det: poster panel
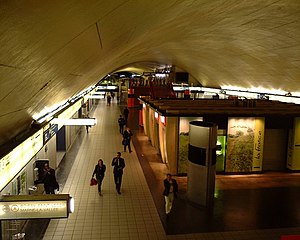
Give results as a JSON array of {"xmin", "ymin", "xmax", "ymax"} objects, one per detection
[
  {"xmin": 252, "ymin": 118, "xmax": 265, "ymax": 171},
  {"xmin": 225, "ymin": 117, "xmax": 264, "ymax": 172}
]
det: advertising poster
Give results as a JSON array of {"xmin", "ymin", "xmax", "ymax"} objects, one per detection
[
  {"xmin": 225, "ymin": 117, "xmax": 264, "ymax": 172},
  {"xmin": 252, "ymin": 118, "xmax": 265, "ymax": 171},
  {"xmin": 178, "ymin": 117, "xmax": 203, "ymax": 174}
]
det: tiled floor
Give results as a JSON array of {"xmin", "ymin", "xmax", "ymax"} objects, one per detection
[{"xmin": 42, "ymin": 98, "xmax": 300, "ymax": 240}]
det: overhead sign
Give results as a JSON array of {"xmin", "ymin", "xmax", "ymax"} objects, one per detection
[
  {"xmin": 43, "ymin": 124, "xmax": 59, "ymax": 144},
  {"xmin": 52, "ymin": 118, "xmax": 97, "ymax": 126},
  {"xmin": 0, "ymin": 194, "xmax": 74, "ymax": 220}
]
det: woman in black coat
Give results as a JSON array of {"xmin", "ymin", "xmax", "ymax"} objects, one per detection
[{"xmin": 93, "ymin": 159, "xmax": 106, "ymax": 195}]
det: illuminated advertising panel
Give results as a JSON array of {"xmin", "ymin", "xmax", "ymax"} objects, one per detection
[
  {"xmin": 55, "ymin": 100, "xmax": 82, "ymax": 129},
  {"xmin": 0, "ymin": 129, "xmax": 43, "ymax": 191},
  {"xmin": 225, "ymin": 117, "xmax": 264, "ymax": 172},
  {"xmin": 0, "ymin": 200, "xmax": 67, "ymax": 219},
  {"xmin": 252, "ymin": 118, "xmax": 265, "ymax": 171},
  {"xmin": 0, "ymin": 194, "xmax": 73, "ymax": 219}
]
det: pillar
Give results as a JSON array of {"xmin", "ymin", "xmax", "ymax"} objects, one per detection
[
  {"xmin": 187, "ymin": 121, "xmax": 217, "ymax": 207},
  {"xmin": 127, "ymin": 88, "xmax": 134, "ymax": 107}
]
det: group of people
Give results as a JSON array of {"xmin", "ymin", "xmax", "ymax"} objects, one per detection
[
  {"xmin": 40, "ymin": 103, "xmax": 179, "ymax": 217},
  {"xmin": 92, "ymin": 152, "xmax": 125, "ymax": 195},
  {"xmin": 118, "ymin": 107, "xmax": 133, "ymax": 153},
  {"xmin": 91, "ymin": 107, "xmax": 131, "ymax": 196},
  {"xmin": 92, "ymin": 154, "xmax": 178, "ymax": 217},
  {"xmin": 92, "ymin": 105, "xmax": 178, "ymax": 215}
]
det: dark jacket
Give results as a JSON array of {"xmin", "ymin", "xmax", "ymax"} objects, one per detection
[
  {"xmin": 123, "ymin": 130, "xmax": 133, "ymax": 140},
  {"xmin": 111, "ymin": 157, "xmax": 125, "ymax": 175},
  {"xmin": 44, "ymin": 168, "xmax": 59, "ymax": 189},
  {"xmin": 93, "ymin": 164, "xmax": 106, "ymax": 179},
  {"xmin": 163, "ymin": 178, "xmax": 178, "ymax": 196},
  {"xmin": 118, "ymin": 117, "xmax": 126, "ymax": 126},
  {"xmin": 123, "ymin": 108, "xmax": 129, "ymax": 117}
]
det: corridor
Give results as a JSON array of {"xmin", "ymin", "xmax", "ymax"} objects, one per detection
[{"xmin": 41, "ymin": 98, "xmax": 300, "ymax": 240}]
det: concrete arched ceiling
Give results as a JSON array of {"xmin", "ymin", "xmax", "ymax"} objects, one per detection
[{"xmin": 0, "ymin": 0, "xmax": 300, "ymax": 146}]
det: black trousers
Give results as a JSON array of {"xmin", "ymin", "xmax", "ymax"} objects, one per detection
[
  {"xmin": 97, "ymin": 176, "xmax": 104, "ymax": 193},
  {"xmin": 45, "ymin": 185, "xmax": 55, "ymax": 194},
  {"xmin": 124, "ymin": 142, "xmax": 131, "ymax": 152},
  {"xmin": 114, "ymin": 173, "xmax": 123, "ymax": 192},
  {"xmin": 119, "ymin": 125, "xmax": 124, "ymax": 134}
]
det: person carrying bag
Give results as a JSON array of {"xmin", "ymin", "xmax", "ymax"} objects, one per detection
[{"xmin": 92, "ymin": 159, "xmax": 106, "ymax": 195}]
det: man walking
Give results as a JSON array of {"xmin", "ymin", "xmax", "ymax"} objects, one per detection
[
  {"xmin": 123, "ymin": 107, "xmax": 129, "ymax": 124},
  {"xmin": 118, "ymin": 115, "xmax": 126, "ymax": 134},
  {"xmin": 163, "ymin": 173, "xmax": 178, "ymax": 217},
  {"xmin": 111, "ymin": 152, "xmax": 125, "ymax": 194},
  {"xmin": 122, "ymin": 127, "xmax": 133, "ymax": 152}
]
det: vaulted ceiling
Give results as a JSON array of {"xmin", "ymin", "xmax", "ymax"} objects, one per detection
[{"xmin": 0, "ymin": 0, "xmax": 299, "ymax": 147}]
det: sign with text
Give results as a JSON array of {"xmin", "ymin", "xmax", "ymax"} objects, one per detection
[
  {"xmin": 43, "ymin": 124, "xmax": 58, "ymax": 144},
  {"xmin": 225, "ymin": 117, "xmax": 265, "ymax": 172},
  {"xmin": 0, "ymin": 194, "xmax": 73, "ymax": 220}
]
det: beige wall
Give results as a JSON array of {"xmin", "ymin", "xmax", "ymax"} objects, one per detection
[
  {"xmin": 165, "ymin": 117, "xmax": 179, "ymax": 175},
  {"xmin": 143, "ymin": 105, "xmax": 150, "ymax": 138},
  {"xmin": 158, "ymin": 121, "xmax": 167, "ymax": 163},
  {"xmin": 148, "ymin": 108, "xmax": 155, "ymax": 145}
]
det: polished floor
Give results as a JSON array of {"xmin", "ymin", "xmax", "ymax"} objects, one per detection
[{"xmin": 39, "ymin": 98, "xmax": 300, "ymax": 240}]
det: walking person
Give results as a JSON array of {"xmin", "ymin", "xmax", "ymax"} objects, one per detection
[
  {"xmin": 85, "ymin": 113, "xmax": 91, "ymax": 133},
  {"xmin": 163, "ymin": 173, "xmax": 178, "ymax": 217},
  {"xmin": 111, "ymin": 152, "xmax": 125, "ymax": 194},
  {"xmin": 107, "ymin": 94, "xmax": 111, "ymax": 105},
  {"xmin": 43, "ymin": 163, "xmax": 59, "ymax": 194},
  {"xmin": 122, "ymin": 127, "xmax": 133, "ymax": 152},
  {"xmin": 123, "ymin": 107, "xmax": 129, "ymax": 124},
  {"xmin": 118, "ymin": 115, "xmax": 126, "ymax": 134},
  {"xmin": 92, "ymin": 159, "xmax": 106, "ymax": 195}
]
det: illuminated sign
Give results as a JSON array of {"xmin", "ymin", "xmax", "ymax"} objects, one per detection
[
  {"xmin": 54, "ymin": 100, "xmax": 82, "ymax": 129},
  {"xmin": 52, "ymin": 118, "xmax": 97, "ymax": 126},
  {"xmin": 0, "ymin": 194, "xmax": 74, "ymax": 220},
  {"xmin": 225, "ymin": 117, "xmax": 265, "ymax": 172},
  {"xmin": 96, "ymin": 86, "xmax": 118, "ymax": 90},
  {"xmin": 160, "ymin": 116, "xmax": 166, "ymax": 125},
  {"xmin": 87, "ymin": 95, "xmax": 105, "ymax": 99},
  {"xmin": 0, "ymin": 129, "xmax": 43, "ymax": 191}
]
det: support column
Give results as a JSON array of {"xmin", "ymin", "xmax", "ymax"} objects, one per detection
[
  {"xmin": 127, "ymin": 88, "xmax": 134, "ymax": 107},
  {"xmin": 187, "ymin": 121, "xmax": 217, "ymax": 207}
]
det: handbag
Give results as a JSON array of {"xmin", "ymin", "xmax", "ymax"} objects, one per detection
[
  {"xmin": 90, "ymin": 178, "xmax": 97, "ymax": 186},
  {"xmin": 122, "ymin": 139, "xmax": 128, "ymax": 145}
]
